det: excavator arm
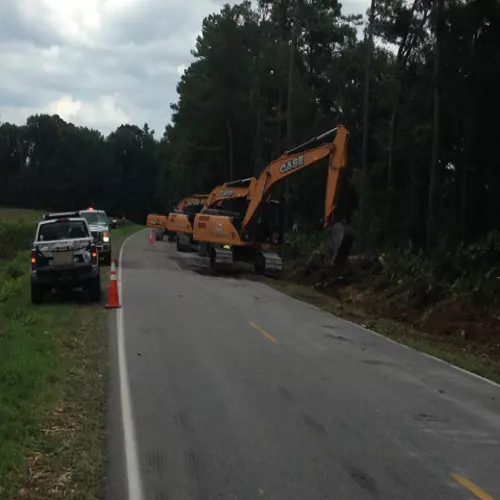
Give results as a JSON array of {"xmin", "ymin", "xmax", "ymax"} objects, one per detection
[
  {"xmin": 177, "ymin": 194, "xmax": 209, "ymax": 210},
  {"xmin": 204, "ymin": 177, "xmax": 257, "ymax": 208},
  {"xmin": 242, "ymin": 125, "xmax": 349, "ymax": 229}
]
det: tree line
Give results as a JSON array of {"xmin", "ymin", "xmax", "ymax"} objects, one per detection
[
  {"xmin": 0, "ymin": 116, "xmax": 167, "ymax": 223},
  {"xmin": 1, "ymin": 0, "xmax": 498, "ymax": 253}
]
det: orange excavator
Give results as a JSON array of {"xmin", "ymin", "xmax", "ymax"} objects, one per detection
[
  {"xmin": 193, "ymin": 125, "xmax": 353, "ymax": 276},
  {"xmin": 165, "ymin": 194, "xmax": 209, "ymax": 245},
  {"xmin": 174, "ymin": 178, "xmax": 257, "ymax": 252},
  {"xmin": 195, "ymin": 177, "xmax": 258, "ymax": 256},
  {"xmin": 147, "ymin": 196, "xmax": 208, "ymax": 242},
  {"xmin": 146, "ymin": 213, "xmax": 170, "ymax": 241},
  {"xmin": 146, "ymin": 213, "xmax": 166, "ymax": 230}
]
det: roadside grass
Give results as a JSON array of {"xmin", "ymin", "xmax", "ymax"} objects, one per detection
[
  {"xmin": 0, "ymin": 208, "xmax": 44, "ymax": 224},
  {"xmin": 0, "ymin": 209, "xmax": 39, "ymax": 260},
  {"xmin": 268, "ymin": 278, "xmax": 500, "ymax": 384},
  {"xmin": 0, "ymin": 221, "xmax": 141, "ymax": 499}
]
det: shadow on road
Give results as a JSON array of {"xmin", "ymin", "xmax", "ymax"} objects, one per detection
[{"xmin": 40, "ymin": 288, "xmax": 99, "ymax": 306}]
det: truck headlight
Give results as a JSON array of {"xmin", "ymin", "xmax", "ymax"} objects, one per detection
[
  {"xmin": 83, "ymin": 250, "xmax": 91, "ymax": 263},
  {"xmin": 103, "ymin": 232, "xmax": 109, "ymax": 243}
]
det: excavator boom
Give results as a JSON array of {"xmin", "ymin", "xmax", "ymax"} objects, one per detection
[
  {"xmin": 177, "ymin": 194, "xmax": 208, "ymax": 210},
  {"xmin": 204, "ymin": 177, "xmax": 256, "ymax": 208},
  {"xmin": 242, "ymin": 125, "xmax": 349, "ymax": 229}
]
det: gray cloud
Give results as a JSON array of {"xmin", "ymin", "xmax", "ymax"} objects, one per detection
[
  {"xmin": 0, "ymin": 0, "xmax": 368, "ymax": 137},
  {"xmin": 102, "ymin": 0, "xmax": 204, "ymax": 46},
  {"xmin": 0, "ymin": 2, "xmax": 62, "ymax": 46}
]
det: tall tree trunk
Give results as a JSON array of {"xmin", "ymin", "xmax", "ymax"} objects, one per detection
[
  {"xmin": 387, "ymin": 86, "xmax": 401, "ymax": 199},
  {"xmin": 361, "ymin": 0, "xmax": 375, "ymax": 172},
  {"xmin": 286, "ymin": 29, "xmax": 296, "ymax": 150},
  {"xmin": 254, "ymin": 91, "xmax": 263, "ymax": 176},
  {"xmin": 226, "ymin": 116, "xmax": 234, "ymax": 181},
  {"xmin": 276, "ymin": 87, "xmax": 283, "ymax": 154},
  {"xmin": 426, "ymin": 0, "xmax": 443, "ymax": 249},
  {"xmin": 358, "ymin": 0, "xmax": 376, "ymax": 240},
  {"xmin": 285, "ymin": 0, "xmax": 300, "ymax": 230},
  {"xmin": 458, "ymin": 33, "xmax": 476, "ymax": 243},
  {"xmin": 387, "ymin": 2, "xmax": 424, "ymax": 207},
  {"xmin": 459, "ymin": 132, "xmax": 470, "ymax": 241}
]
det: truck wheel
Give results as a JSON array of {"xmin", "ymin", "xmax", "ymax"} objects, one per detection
[
  {"xmin": 31, "ymin": 282, "xmax": 44, "ymax": 305},
  {"xmin": 155, "ymin": 229, "xmax": 163, "ymax": 241},
  {"xmin": 89, "ymin": 276, "xmax": 101, "ymax": 302}
]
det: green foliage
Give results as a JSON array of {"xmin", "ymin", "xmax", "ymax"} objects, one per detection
[
  {"xmin": 0, "ymin": 260, "xmax": 26, "ymax": 304},
  {"xmin": 286, "ymin": 226, "xmax": 500, "ymax": 307},
  {"xmin": 0, "ymin": 252, "xmax": 100, "ymax": 497},
  {"xmin": 0, "ymin": 221, "xmax": 36, "ymax": 260},
  {"xmin": 282, "ymin": 230, "xmax": 325, "ymax": 262},
  {"xmin": 0, "ymin": 250, "xmax": 58, "ymax": 490},
  {"xmin": 373, "ymin": 231, "xmax": 500, "ymax": 306},
  {"xmin": 0, "ymin": 118, "xmax": 166, "ymax": 223}
]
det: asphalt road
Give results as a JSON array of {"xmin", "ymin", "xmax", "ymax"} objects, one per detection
[{"xmin": 107, "ymin": 229, "xmax": 500, "ymax": 500}]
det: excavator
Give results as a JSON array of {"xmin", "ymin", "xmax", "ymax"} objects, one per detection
[
  {"xmin": 192, "ymin": 125, "xmax": 353, "ymax": 277},
  {"xmin": 174, "ymin": 178, "xmax": 257, "ymax": 252},
  {"xmin": 146, "ymin": 213, "xmax": 166, "ymax": 230},
  {"xmin": 146, "ymin": 195, "xmax": 209, "ymax": 241},
  {"xmin": 165, "ymin": 194, "xmax": 209, "ymax": 244},
  {"xmin": 147, "ymin": 196, "xmax": 208, "ymax": 242},
  {"xmin": 195, "ymin": 177, "xmax": 258, "ymax": 256}
]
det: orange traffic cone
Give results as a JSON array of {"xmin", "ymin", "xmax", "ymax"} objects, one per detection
[{"xmin": 106, "ymin": 258, "xmax": 121, "ymax": 308}]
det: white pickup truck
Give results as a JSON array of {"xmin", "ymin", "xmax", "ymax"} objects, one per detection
[{"xmin": 30, "ymin": 212, "xmax": 101, "ymax": 304}]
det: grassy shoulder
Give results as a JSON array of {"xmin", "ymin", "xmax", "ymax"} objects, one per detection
[
  {"xmin": 267, "ymin": 271, "xmax": 500, "ymax": 385},
  {"xmin": 0, "ymin": 222, "xmax": 141, "ymax": 499},
  {"xmin": 272, "ymin": 231, "xmax": 500, "ymax": 383}
]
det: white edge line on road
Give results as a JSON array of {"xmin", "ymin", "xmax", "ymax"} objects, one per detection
[
  {"xmin": 341, "ymin": 317, "xmax": 500, "ymax": 389},
  {"xmin": 117, "ymin": 231, "xmax": 144, "ymax": 500},
  {"xmin": 271, "ymin": 283, "xmax": 500, "ymax": 389}
]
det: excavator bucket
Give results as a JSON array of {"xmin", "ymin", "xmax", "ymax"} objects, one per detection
[{"xmin": 329, "ymin": 222, "xmax": 355, "ymax": 266}]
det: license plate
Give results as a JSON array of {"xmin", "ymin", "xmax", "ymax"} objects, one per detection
[{"xmin": 53, "ymin": 250, "xmax": 74, "ymax": 266}]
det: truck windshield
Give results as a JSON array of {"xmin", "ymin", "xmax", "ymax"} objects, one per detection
[
  {"xmin": 38, "ymin": 221, "xmax": 89, "ymax": 241},
  {"xmin": 82, "ymin": 212, "xmax": 108, "ymax": 225}
]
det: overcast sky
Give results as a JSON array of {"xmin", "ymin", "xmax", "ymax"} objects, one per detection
[{"xmin": 0, "ymin": 0, "xmax": 369, "ymax": 137}]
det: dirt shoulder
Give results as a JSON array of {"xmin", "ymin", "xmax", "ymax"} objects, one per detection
[
  {"xmin": 267, "ymin": 274, "xmax": 500, "ymax": 385},
  {"xmin": 0, "ymin": 223, "xmax": 141, "ymax": 500}
]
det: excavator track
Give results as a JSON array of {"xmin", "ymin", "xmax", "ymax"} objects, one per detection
[
  {"xmin": 210, "ymin": 247, "xmax": 234, "ymax": 269},
  {"xmin": 256, "ymin": 251, "xmax": 282, "ymax": 277}
]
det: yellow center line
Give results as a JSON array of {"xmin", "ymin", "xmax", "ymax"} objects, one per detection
[
  {"xmin": 451, "ymin": 473, "xmax": 494, "ymax": 500},
  {"xmin": 248, "ymin": 321, "xmax": 277, "ymax": 343}
]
